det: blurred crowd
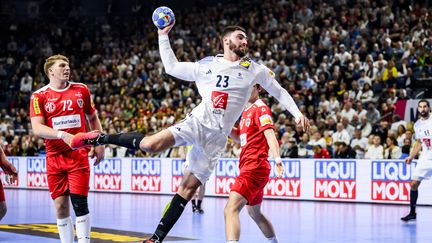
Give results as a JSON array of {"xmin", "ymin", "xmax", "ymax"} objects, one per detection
[{"xmin": 0, "ymin": 0, "xmax": 431, "ymax": 159}]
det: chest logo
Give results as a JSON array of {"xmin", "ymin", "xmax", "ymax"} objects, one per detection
[{"xmin": 45, "ymin": 102, "xmax": 56, "ymax": 113}]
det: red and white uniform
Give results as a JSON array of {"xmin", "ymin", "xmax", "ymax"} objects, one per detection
[
  {"xmin": 30, "ymin": 82, "xmax": 96, "ymax": 199},
  {"xmin": 230, "ymin": 99, "xmax": 274, "ymax": 206}
]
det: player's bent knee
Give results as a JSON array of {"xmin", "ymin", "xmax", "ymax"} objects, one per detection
[{"xmin": 70, "ymin": 194, "xmax": 89, "ymax": 217}]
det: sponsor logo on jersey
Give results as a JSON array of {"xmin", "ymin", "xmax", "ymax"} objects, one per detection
[
  {"xmin": 131, "ymin": 159, "xmax": 161, "ymax": 192},
  {"xmin": 0, "ymin": 157, "xmax": 19, "ymax": 187},
  {"xmin": 27, "ymin": 158, "xmax": 48, "ymax": 188},
  {"xmin": 77, "ymin": 98, "xmax": 83, "ymax": 108},
  {"xmin": 239, "ymin": 57, "xmax": 251, "ymax": 69},
  {"xmin": 371, "ymin": 161, "xmax": 415, "ymax": 202},
  {"xmin": 264, "ymin": 160, "xmax": 301, "ymax": 197},
  {"xmin": 171, "ymin": 159, "xmax": 186, "ymax": 192},
  {"xmin": 52, "ymin": 114, "xmax": 81, "ymax": 130},
  {"xmin": 94, "ymin": 159, "xmax": 121, "ymax": 191},
  {"xmin": 259, "ymin": 114, "xmax": 273, "ymax": 126},
  {"xmin": 205, "ymin": 69, "xmax": 212, "ymax": 75},
  {"xmin": 314, "ymin": 160, "xmax": 356, "ymax": 199},
  {"xmin": 211, "ymin": 91, "xmax": 228, "ymax": 110},
  {"xmin": 44, "ymin": 102, "xmax": 56, "ymax": 113},
  {"xmin": 240, "ymin": 133, "xmax": 247, "ymax": 146},
  {"xmin": 237, "ymin": 72, "xmax": 243, "ymax": 79},
  {"xmin": 215, "ymin": 159, "xmax": 240, "ymax": 194},
  {"xmin": 75, "ymin": 92, "xmax": 83, "ymax": 98},
  {"xmin": 32, "ymin": 96, "xmax": 41, "ymax": 115}
]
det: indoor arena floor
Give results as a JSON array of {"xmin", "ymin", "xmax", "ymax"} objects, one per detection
[{"xmin": 0, "ymin": 189, "xmax": 430, "ymax": 243}]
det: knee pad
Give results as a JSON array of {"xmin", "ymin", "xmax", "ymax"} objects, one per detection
[{"xmin": 70, "ymin": 194, "xmax": 89, "ymax": 217}]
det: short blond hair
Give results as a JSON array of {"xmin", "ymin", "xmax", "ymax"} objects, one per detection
[{"xmin": 43, "ymin": 54, "xmax": 69, "ymax": 77}]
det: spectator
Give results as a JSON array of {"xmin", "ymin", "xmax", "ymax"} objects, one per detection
[
  {"xmin": 351, "ymin": 129, "xmax": 368, "ymax": 159},
  {"xmin": 334, "ymin": 142, "xmax": 356, "ymax": 159},
  {"xmin": 280, "ymin": 137, "xmax": 298, "ymax": 158},
  {"xmin": 384, "ymin": 136, "xmax": 402, "ymax": 159},
  {"xmin": 332, "ymin": 123, "xmax": 351, "ymax": 146},
  {"xmin": 312, "ymin": 145, "xmax": 330, "ymax": 159},
  {"xmin": 364, "ymin": 136, "xmax": 384, "ymax": 159}
]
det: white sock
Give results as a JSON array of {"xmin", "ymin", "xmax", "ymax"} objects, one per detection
[
  {"xmin": 267, "ymin": 236, "xmax": 278, "ymax": 243},
  {"xmin": 227, "ymin": 241, "xmax": 239, "ymax": 243},
  {"xmin": 57, "ymin": 216, "xmax": 74, "ymax": 243},
  {"xmin": 76, "ymin": 213, "xmax": 91, "ymax": 243}
]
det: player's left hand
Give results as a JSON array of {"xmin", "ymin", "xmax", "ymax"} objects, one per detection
[
  {"xmin": 90, "ymin": 145, "xmax": 105, "ymax": 166},
  {"xmin": 0, "ymin": 160, "xmax": 18, "ymax": 184},
  {"xmin": 295, "ymin": 115, "xmax": 310, "ymax": 133},
  {"xmin": 275, "ymin": 157, "xmax": 284, "ymax": 178}
]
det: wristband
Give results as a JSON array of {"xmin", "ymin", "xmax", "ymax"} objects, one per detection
[{"xmin": 57, "ymin": 131, "xmax": 64, "ymax": 139}]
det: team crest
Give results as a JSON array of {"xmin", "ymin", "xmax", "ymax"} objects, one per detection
[
  {"xmin": 239, "ymin": 57, "xmax": 251, "ymax": 69},
  {"xmin": 269, "ymin": 70, "xmax": 275, "ymax": 78},
  {"xmin": 77, "ymin": 98, "xmax": 84, "ymax": 108},
  {"xmin": 245, "ymin": 118, "xmax": 251, "ymax": 127},
  {"xmin": 45, "ymin": 102, "xmax": 56, "ymax": 113}
]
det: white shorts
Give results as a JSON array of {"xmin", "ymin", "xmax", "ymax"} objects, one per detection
[
  {"xmin": 168, "ymin": 115, "xmax": 227, "ymax": 184},
  {"xmin": 412, "ymin": 159, "xmax": 432, "ymax": 181}
]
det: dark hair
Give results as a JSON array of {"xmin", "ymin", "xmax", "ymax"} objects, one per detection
[
  {"xmin": 220, "ymin": 25, "xmax": 246, "ymax": 44},
  {"xmin": 418, "ymin": 99, "xmax": 430, "ymax": 108},
  {"xmin": 388, "ymin": 136, "xmax": 398, "ymax": 146}
]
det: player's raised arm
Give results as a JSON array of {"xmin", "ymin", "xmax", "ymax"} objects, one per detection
[
  {"xmin": 257, "ymin": 66, "xmax": 310, "ymax": 132},
  {"xmin": 158, "ymin": 22, "xmax": 199, "ymax": 81}
]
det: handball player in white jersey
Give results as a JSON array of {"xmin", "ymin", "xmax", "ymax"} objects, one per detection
[
  {"xmin": 401, "ymin": 99, "xmax": 432, "ymax": 221},
  {"xmin": 71, "ymin": 22, "xmax": 309, "ymax": 242}
]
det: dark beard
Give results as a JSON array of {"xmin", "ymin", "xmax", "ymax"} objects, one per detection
[
  {"xmin": 420, "ymin": 111, "xmax": 429, "ymax": 118},
  {"xmin": 229, "ymin": 40, "xmax": 247, "ymax": 57}
]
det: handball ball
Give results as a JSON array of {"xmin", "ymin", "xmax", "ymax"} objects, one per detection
[{"xmin": 152, "ymin": 6, "xmax": 175, "ymax": 29}]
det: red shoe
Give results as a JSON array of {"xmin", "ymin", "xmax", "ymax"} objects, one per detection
[
  {"xmin": 70, "ymin": 131, "xmax": 103, "ymax": 149},
  {"xmin": 140, "ymin": 240, "xmax": 159, "ymax": 243}
]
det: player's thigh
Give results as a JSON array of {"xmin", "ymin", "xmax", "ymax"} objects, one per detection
[
  {"xmin": 67, "ymin": 151, "xmax": 90, "ymax": 196},
  {"xmin": 226, "ymin": 191, "xmax": 248, "ymax": 212},
  {"xmin": 140, "ymin": 129, "xmax": 176, "ymax": 153},
  {"xmin": 47, "ymin": 157, "xmax": 69, "ymax": 200}
]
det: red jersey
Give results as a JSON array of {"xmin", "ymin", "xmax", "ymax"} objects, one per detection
[
  {"xmin": 30, "ymin": 82, "xmax": 96, "ymax": 156},
  {"xmin": 238, "ymin": 99, "xmax": 274, "ymax": 174}
]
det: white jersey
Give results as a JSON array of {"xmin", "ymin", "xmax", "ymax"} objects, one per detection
[
  {"xmin": 159, "ymin": 35, "xmax": 302, "ymax": 135},
  {"xmin": 414, "ymin": 115, "xmax": 432, "ymax": 160}
]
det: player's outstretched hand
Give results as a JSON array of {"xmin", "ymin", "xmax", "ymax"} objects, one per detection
[
  {"xmin": 90, "ymin": 146, "xmax": 105, "ymax": 166},
  {"xmin": 158, "ymin": 19, "xmax": 175, "ymax": 36},
  {"xmin": 405, "ymin": 156, "xmax": 413, "ymax": 164},
  {"xmin": 275, "ymin": 157, "xmax": 284, "ymax": 178},
  {"xmin": 295, "ymin": 115, "xmax": 310, "ymax": 133},
  {"xmin": 0, "ymin": 159, "xmax": 17, "ymax": 184}
]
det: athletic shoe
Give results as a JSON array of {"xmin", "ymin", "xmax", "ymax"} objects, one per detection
[
  {"xmin": 401, "ymin": 212, "xmax": 416, "ymax": 221},
  {"xmin": 197, "ymin": 208, "xmax": 204, "ymax": 214},
  {"xmin": 192, "ymin": 205, "xmax": 198, "ymax": 213},
  {"xmin": 70, "ymin": 131, "xmax": 104, "ymax": 149},
  {"xmin": 140, "ymin": 239, "xmax": 160, "ymax": 243}
]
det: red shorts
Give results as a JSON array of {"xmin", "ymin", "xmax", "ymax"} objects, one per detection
[
  {"xmin": 230, "ymin": 171, "xmax": 270, "ymax": 206},
  {"xmin": 47, "ymin": 149, "xmax": 90, "ymax": 199},
  {"xmin": 0, "ymin": 180, "xmax": 4, "ymax": 202}
]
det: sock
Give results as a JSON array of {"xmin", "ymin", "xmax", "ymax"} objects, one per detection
[
  {"xmin": 267, "ymin": 236, "xmax": 279, "ymax": 243},
  {"xmin": 76, "ymin": 213, "xmax": 91, "ymax": 243},
  {"xmin": 227, "ymin": 241, "xmax": 239, "ymax": 243},
  {"xmin": 57, "ymin": 216, "xmax": 74, "ymax": 243},
  {"xmin": 150, "ymin": 194, "xmax": 188, "ymax": 242},
  {"xmin": 102, "ymin": 132, "xmax": 145, "ymax": 149},
  {"xmin": 197, "ymin": 200, "xmax": 202, "ymax": 209},
  {"xmin": 410, "ymin": 190, "xmax": 418, "ymax": 214},
  {"xmin": 191, "ymin": 199, "xmax": 196, "ymax": 207}
]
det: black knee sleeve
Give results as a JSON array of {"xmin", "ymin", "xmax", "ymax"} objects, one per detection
[{"xmin": 70, "ymin": 194, "xmax": 89, "ymax": 217}]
